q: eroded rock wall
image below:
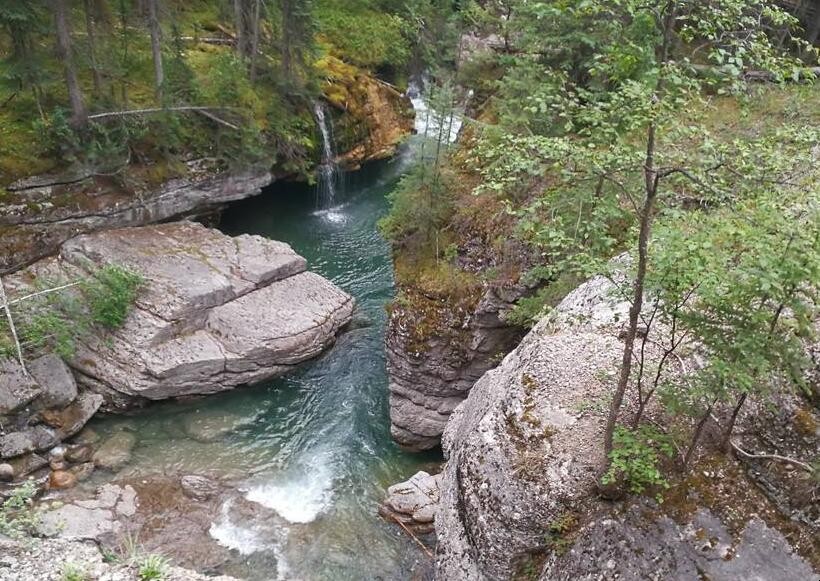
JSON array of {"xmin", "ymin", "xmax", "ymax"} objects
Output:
[{"xmin": 386, "ymin": 284, "xmax": 528, "ymax": 451}]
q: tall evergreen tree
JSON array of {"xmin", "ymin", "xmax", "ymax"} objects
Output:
[{"xmin": 51, "ymin": 0, "xmax": 87, "ymax": 127}]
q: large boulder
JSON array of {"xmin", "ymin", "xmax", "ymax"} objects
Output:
[
  {"xmin": 6, "ymin": 221, "xmax": 354, "ymax": 403},
  {"xmin": 434, "ymin": 272, "xmax": 653, "ymax": 579},
  {"xmin": 28, "ymin": 354, "xmax": 78, "ymax": 410}
]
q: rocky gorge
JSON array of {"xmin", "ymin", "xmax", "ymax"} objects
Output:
[{"xmin": 381, "ymin": 268, "xmax": 820, "ymax": 579}]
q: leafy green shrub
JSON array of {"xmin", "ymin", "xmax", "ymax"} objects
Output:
[
  {"xmin": 9, "ymin": 265, "xmax": 143, "ymax": 359},
  {"xmin": 81, "ymin": 265, "xmax": 144, "ymax": 329},
  {"xmin": 602, "ymin": 426, "xmax": 675, "ymax": 497},
  {"xmin": 0, "ymin": 482, "xmax": 39, "ymax": 539}
]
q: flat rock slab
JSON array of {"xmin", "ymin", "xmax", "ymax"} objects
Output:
[
  {"xmin": 38, "ymin": 483, "xmax": 137, "ymax": 541},
  {"xmin": 0, "ymin": 358, "xmax": 40, "ymax": 415},
  {"xmin": 7, "ymin": 221, "xmax": 355, "ymax": 402}
]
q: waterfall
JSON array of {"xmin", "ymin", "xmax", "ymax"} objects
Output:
[{"xmin": 313, "ymin": 101, "xmax": 341, "ymax": 208}]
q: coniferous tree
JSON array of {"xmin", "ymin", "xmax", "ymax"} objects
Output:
[{"xmin": 51, "ymin": 0, "xmax": 87, "ymax": 127}]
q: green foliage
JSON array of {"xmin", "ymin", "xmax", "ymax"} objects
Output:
[
  {"xmin": 60, "ymin": 563, "xmax": 89, "ymax": 581},
  {"xmin": 603, "ymin": 426, "xmax": 675, "ymax": 496},
  {"xmin": 0, "ymin": 482, "xmax": 39, "ymax": 539},
  {"xmin": 544, "ymin": 511, "xmax": 577, "ymax": 555},
  {"xmin": 379, "ymin": 162, "xmax": 453, "ymax": 243},
  {"xmin": 81, "ymin": 265, "xmax": 144, "ymax": 329},
  {"xmin": 137, "ymin": 554, "xmax": 169, "ymax": 581},
  {"xmin": 37, "ymin": 109, "xmax": 148, "ymax": 168},
  {"xmin": 316, "ymin": 0, "xmax": 410, "ymax": 69},
  {"xmin": 651, "ymin": 186, "xmax": 820, "ymax": 407},
  {"xmin": 10, "ymin": 264, "xmax": 143, "ymax": 359}
]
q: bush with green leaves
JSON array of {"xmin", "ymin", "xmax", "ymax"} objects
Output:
[
  {"xmin": 0, "ymin": 481, "xmax": 39, "ymax": 539},
  {"xmin": 602, "ymin": 426, "xmax": 676, "ymax": 497},
  {"xmin": 2, "ymin": 264, "xmax": 143, "ymax": 360}
]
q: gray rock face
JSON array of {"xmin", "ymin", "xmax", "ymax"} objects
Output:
[
  {"xmin": 0, "ymin": 161, "xmax": 272, "ymax": 273},
  {"xmin": 379, "ymin": 470, "xmax": 441, "ymax": 534},
  {"xmin": 40, "ymin": 392, "xmax": 103, "ymax": 440},
  {"xmin": 28, "ymin": 354, "xmax": 78, "ymax": 409},
  {"xmin": 7, "ymin": 221, "xmax": 354, "ymax": 403},
  {"xmin": 0, "ymin": 358, "xmax": 40, "ymax": 415},
  {"xmin": 386, "ymin": 284, "xmax": 527, "ymax": 451},
  {"xmin": 434, "ymin": 273, "xmax": 647, "ymax": 580},
  {"xmin": 0, "ymin": 425, "xmax": 59, "ymax": 459},
  {"xmin": 542, "ymin": 505, "xmax": 816, "ymax": 581}
]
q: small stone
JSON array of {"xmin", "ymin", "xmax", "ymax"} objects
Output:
[
  {"xmin": 92, "ymin": 431, "xmax": 136, "ymax": 471},
  {"xmin": 0, "ymin": 426, "xmax": 59, "ymax": 459},
  {"xmin": 180, "ymin": 474, "xmax": 220, "ymax": 500},
  {"xmin": 29, "ymin": 354, "xmax": 78, "ymax": 410},
  {"xmin": 69, "ymin": 462, "xmax": 95, "ymax": 482},
  {"xmin": 72, "ymin": 427, "xmax": 100, "ymax": 445},
  {"xmin": 49, "ymin": 459, "xmax": 68, "ymax": 471},
  {"xmin": 0, "ymin": 463, "xmax": 14, "ymax": 482},
  {"xmin": 48, "ymin": 470, "xmax": 77, "ymax": 490},
  {"xmin": 7, "ymin": 453, "xmax": 48, "ymax": 479},
  {"xmin": 65, "ymin": 444, "xmax": 94, "ymax": 464},
  {"xmin": 0, "ymin": 358, "xmax": 41, "ymax": 415}
]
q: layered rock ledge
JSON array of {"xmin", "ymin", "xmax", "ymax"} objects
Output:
[
  {"xmin": 6, "ymin": 221, "xmax": 354, "ymax": 405},
  {"xmin": 386, "ymin": 284, "xmax": 528, "ymax": 452},
  {"xmin": 0, "ymin": 160, "xmax": 272, "ymax": 274}
]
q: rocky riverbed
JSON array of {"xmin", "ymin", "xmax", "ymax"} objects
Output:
[{"xmin": 0, "ymin": 221, "xmax": 353, "ymax": 500}]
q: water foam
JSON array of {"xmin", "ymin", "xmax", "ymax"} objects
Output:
[
  {"xmin": 245, "ymin": 452, "xmax": 336, "ymax": 524},
  {"xmin": 209, "ymin": 499, "xmax": 266, "ymax": 555}
]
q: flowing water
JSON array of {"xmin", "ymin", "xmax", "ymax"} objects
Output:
[
  {"xmin": 84, "ymin": 147, "xmax": 442, "ymax": 579},
  {"xmin": 313, "ymin": 101, "xmax": 342, "ymax": 208}
]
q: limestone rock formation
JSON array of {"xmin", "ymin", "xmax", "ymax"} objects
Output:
[
  {"xmin": 386, "ymin": 284, "xmax": 528, "ymax": 451},
  {"xmin": 0, "ymin": 160, "xmax": 272, "ymax": 273},
  {"xmin": 432, "ymin": 271, "xmax": 654, "ymax": 578},
  {"xmin": 429, "ymin": 269, "xmax": 819, "ymax": 579},
  {"xmin": 6, "ymin": 221, "xmax": 355, "ymax": 404},
  {"xmin": 541, "ymin": 504, "xmax": 816, "ymax": 581}
]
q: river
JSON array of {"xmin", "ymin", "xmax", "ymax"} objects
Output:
[{"xmin": 84, "ymin": 146, "xmax": 441, "ymax": 579}]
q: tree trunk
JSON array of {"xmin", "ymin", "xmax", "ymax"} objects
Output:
[
  {"xmin": 280, "ymin": 0, "xmax": 292, "ymax": 78},
  {"xmin": 249, "ymin": 0, "xmax": 261, "ymax": 83},
  {"xmin": 83, "ymin": 0, "xmax": 103, "ymax": 96},
  {"xmin": 602, "ymin": 0, "xmax": 676, "ymax": 458},
  {"xmin": 147, "ymin": 0, "xmax": 164, "ymax": 100},
  {"xmin": 234, "ymin": 0, "xmax": 250, "ymax": 59},
  {"xmin": 721, "ymin": 392, "xmax": 747, "ymax": 451},
  {"xmin": 683, "ymin": 400, "xmax": 715, "ymax": 468},
  {"xmin": 603, "ymin": 143, "xmax": 658, "ymax": 456},
  {"xmin": 52, "ymin": 0, "xmax": 87, "ymax": 128}
]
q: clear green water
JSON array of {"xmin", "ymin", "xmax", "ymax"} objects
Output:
[{"xmin": 86, "ymin": 151, "xmax": 441, "ymax": 580}]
